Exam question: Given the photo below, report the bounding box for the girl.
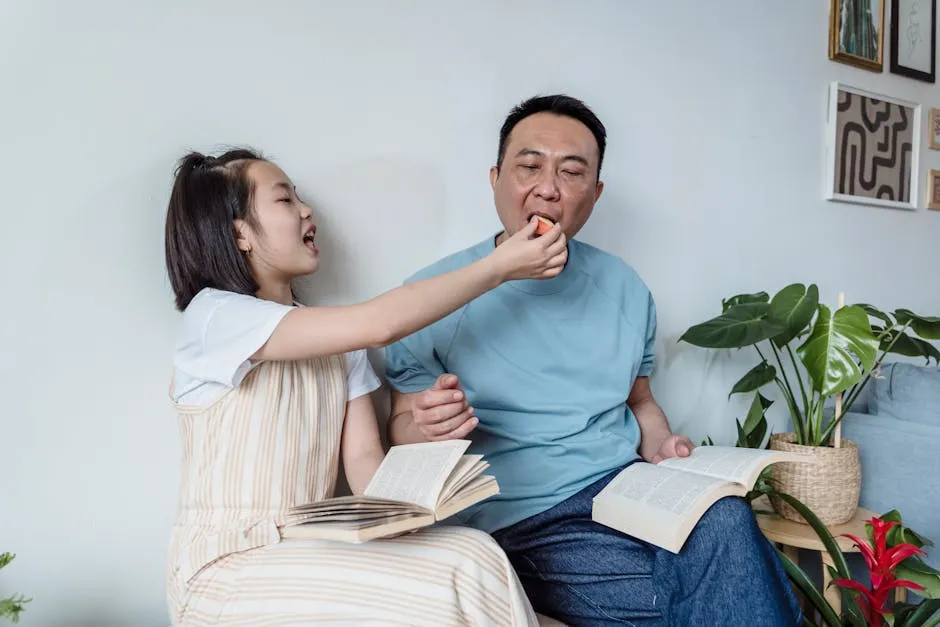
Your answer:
[163,148,566,626]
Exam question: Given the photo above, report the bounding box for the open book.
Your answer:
[281,439,497,543]
[591,445,812,554]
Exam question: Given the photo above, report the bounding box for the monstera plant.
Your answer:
[680,284,940,524]
[680,283,940,447]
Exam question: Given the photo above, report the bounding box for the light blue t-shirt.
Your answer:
[384,235,657,534]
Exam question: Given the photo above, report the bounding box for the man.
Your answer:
[384,94,801,626]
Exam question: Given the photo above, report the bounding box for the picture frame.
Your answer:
[930,108,940,149]
[829,0,886,72]
[889,0,937,83]
[928,169,940,209]
[824,82,921,211]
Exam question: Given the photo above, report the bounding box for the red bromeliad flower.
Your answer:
[833,518,926,626]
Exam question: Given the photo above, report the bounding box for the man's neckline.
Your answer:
[482,232,581,295]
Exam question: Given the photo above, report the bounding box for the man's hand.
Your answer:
[645,433,695,464]
[412,374,478,441]
[628,376,694,464]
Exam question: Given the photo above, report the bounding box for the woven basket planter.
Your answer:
[768,432,861,525]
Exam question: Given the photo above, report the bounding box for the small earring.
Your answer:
[244,246,251,256]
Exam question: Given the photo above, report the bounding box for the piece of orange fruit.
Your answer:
[535,216,554,235]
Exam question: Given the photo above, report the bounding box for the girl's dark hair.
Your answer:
[164,148,265,311]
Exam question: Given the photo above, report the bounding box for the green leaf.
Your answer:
[894,599,940,626]
[768,283,819,348]
[909,337,940,364]
[895,557,940,599]
[747,417,768,449]
[775,550,842,626]
[0,595,31,623]
[926,611,940,627]
[734,393,772,449]
[722,291,769,313]
[878,510,935,549]
[881,330,940,363]
[730,362,777,397]
[742,392,771,434]
[0,553,30,624]
[924,607,940,627]
[772,492,853,580]
[895,309,940,340]
[757,391,774,410]
[857,303,894,327]
[679,303,786,348]
[796,304,879,397]
[735,419,748,448]
[763,426,775,450]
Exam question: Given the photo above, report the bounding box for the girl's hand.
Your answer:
[489,217,568,282]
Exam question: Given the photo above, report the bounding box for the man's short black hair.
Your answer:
[496,94,607,175]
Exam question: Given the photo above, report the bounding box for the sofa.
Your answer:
[841,361,940,570]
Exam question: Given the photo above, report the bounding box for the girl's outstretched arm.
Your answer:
[252,218,566,361]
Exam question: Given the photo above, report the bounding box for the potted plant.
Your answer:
[772,492,940,626]
[679,283,939,524]
[0,553,29,623]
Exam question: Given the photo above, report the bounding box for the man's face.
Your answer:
[490,112,604,240]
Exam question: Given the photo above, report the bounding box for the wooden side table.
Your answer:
[754,501,880,616]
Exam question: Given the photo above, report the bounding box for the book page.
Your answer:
[364,440,471,510]
[434,475,499,521]
[281,511,435,543]
[600,462,730,517]
[290,495,410,513]
[592,463,746,553]
[657,445,804,487]
[438,455,487,505]
[288,509,413,524]
[287,498,417,523]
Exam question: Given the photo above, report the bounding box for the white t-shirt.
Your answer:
[172,288,382,406]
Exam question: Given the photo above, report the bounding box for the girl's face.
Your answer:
[235,160,320,282]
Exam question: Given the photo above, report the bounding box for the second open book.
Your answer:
[281,439,496,543]
[591,445,813,554]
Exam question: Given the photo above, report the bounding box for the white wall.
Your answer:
[2,1,938,624]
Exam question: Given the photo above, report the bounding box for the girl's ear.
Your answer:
[233,219,252,254]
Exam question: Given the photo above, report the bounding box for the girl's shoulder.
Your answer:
[183,288,294,331]
[185,287,262,314]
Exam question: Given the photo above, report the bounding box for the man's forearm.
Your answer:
[631,397,673,461]
[387,410,428,445]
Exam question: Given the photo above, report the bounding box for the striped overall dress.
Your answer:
[166,354,538,626]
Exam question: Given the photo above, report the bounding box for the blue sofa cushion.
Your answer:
[841,412,940,570]
[869,362,940,426]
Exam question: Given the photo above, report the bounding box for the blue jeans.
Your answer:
[492,462,802,626]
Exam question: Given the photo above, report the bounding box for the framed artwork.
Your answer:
[928,169,940,209]
[825,82,921,210]
[829,0,886,72]
[930,108,940,149]
[889,0,937,82]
